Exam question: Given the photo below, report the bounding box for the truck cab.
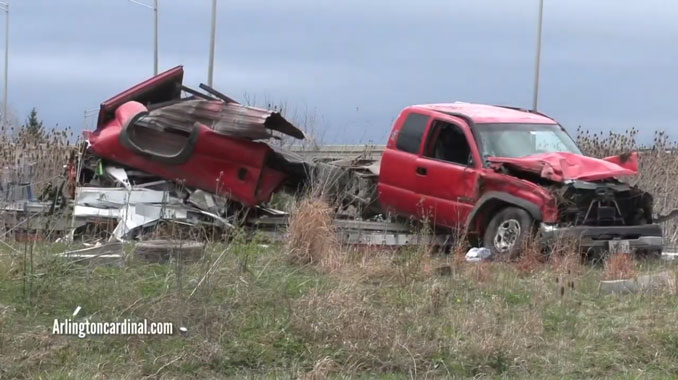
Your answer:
[378,102,662,257]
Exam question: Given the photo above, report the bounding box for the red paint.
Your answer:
[602,152,639,172]
[97,66,184,128]
[86,69,289,207]
[379,103,634,232]
[487,152,638,182]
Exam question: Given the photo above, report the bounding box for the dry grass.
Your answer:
[1,239,678,378]
[302,357,339,380]
[515,237,545,274]
[547,239,584,275]
[603,253,638,280]
[286,197,341,270]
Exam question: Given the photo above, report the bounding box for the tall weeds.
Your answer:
[286,197,341,270]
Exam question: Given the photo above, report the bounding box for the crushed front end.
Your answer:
[488,151,663,253]
[540,180,662,252]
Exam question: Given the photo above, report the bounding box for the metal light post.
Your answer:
[532,0,544,111]
[128,0,158,75]
[0,2,8,125]
[207,0,217,86]
[82,109,98,131]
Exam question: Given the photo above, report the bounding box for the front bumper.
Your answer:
[538,223,663,251]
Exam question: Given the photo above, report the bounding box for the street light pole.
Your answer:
[532,0,544,111]
[0,2,8,125]
[128,0,158,75]
[153,0,158,75]
[207,0,217,86]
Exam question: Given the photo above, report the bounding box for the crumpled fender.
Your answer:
[464,172,560,233]
[464,191,543,230]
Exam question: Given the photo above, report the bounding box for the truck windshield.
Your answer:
[475,123,582,159]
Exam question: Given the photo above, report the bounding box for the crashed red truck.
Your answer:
[82,66,664,256]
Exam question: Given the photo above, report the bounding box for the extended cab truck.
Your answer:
[378,103,662,257]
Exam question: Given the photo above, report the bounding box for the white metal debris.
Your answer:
[73,182,232,241]
[105,166,132,190]
[599,271,676,294]
[465,247,492,262]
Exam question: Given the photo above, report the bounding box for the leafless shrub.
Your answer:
[0,123,78,200]
[286,197,341,270]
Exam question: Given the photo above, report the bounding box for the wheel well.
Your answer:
[467,199,539,238]
[469,199,511,236]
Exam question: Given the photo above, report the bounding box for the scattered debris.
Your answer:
[134,240,205,263]
[72,170,233,241]
[58,242,124,267]
[465,247,492,262]
[599,271,676,294]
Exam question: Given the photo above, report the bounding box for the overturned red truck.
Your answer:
[83,66,662,257]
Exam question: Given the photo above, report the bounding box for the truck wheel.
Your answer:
[483,207,534,259]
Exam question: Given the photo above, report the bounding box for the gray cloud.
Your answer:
[5,0,677,143]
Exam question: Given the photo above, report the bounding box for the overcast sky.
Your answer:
[7,0,678,143]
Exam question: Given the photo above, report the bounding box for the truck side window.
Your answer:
[395,113,429,154]
[423,121,473,166]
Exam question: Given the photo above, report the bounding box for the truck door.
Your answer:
[378,112,431,217]
[415,119,480,228]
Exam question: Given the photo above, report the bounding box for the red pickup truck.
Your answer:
[84,66,663,257]
[378,103,660,257]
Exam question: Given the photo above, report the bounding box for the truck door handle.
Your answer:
[416,166,427,176]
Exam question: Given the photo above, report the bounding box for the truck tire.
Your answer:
[483,207,534,259]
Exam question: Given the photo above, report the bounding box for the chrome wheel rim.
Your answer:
[493,219,521,253]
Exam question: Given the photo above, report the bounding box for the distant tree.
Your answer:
[19,108,46,141]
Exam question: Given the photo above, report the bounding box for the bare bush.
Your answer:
[286,197,341,270]
[1,123,78,200]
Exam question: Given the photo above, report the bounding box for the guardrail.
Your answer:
[288,144,385,161]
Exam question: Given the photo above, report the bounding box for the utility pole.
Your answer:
[128,0,158,75]
[0,1,8,125]
[207,0,217,86]
[532,0,544,111]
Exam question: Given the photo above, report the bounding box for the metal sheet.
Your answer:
[76,187,178,208]
[142,99,305,140]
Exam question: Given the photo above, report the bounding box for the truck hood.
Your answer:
[487,152,638,182]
